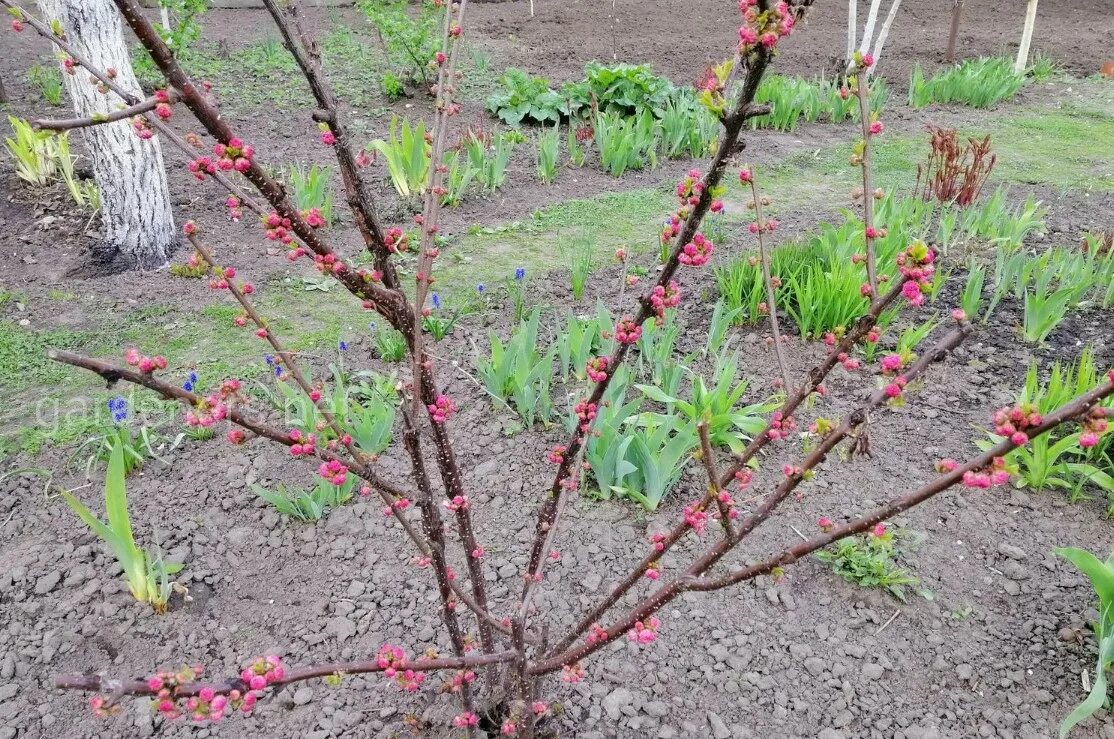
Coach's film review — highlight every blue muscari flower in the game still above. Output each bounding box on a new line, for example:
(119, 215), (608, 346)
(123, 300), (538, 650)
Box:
(264, 354), (274, 366)
(432, 293), (442, 310)
(183, 381), (194, 392)
(515, 267), (526, 281)
(339, 340), (348, 352)
(189, 371), (198, 384)
(274, 365), (283, 377)
(108, 396), (127, 424)
(477, 283), (485, 293)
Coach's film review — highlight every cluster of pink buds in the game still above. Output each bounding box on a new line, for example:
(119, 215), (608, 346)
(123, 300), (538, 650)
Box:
(318, 123), (337, 146)
(737, 0), (795, 53)
(808, 417), (836, 437)
(645, 564), (661, 580)
(452, 712), (479, 728)
(574, 400), (598, 431)
(385, 226), (412, 253)
(304, 207), (326, 228)
(131, 115), (155, 140)
(717, 491), (740, 520)
(376, 645), (425, 692)
(124, 348), (167, 374)
(209, 137), (254, 173)
(313, 252), (347, 276)
(628, 615), (662, 645)
(650, 281), (681, 320)
(62, 57), (76, 75)
(896, 241), (936, 306)
(318, 459), (348, 485)
(675, 169), (704, 206)
(883, 375), (908, 400)
(224, 195), (243, 222)
(153, 89), (174, 120)
(547, 444), (567, 464)
(240, 656), (284, 692)
(186, 154), (218, 180)
(288, 430), (317, 456)
(10, 17), (25, 32)
(734, 468), (753, 491)
(838, 352), (861, 371)
(880, 353), (904, 374)
(766, 411), (796, 440)
(649, 532), (667, 552)
(502, 720), (517, 736)
(1079, 407), (1109, 448)
(683, 500), (709, 534)
(960, 457), (1011, 489)
(185, 394), (229, 428)
(381, 497), (412, 517)
(586, 356), (609, 382)
(818, 516), (834, 532)
(444, 495), (469, 512)
(227, 429), (246, 445)
(679, 233), (714, 266)
(428, 394), (457, 423)
(853, 51), (875, 72)
(661, 214), (682, 244)
(748, 217), (779, 235)
(992, 402), (1043, 446)
(262, 211), (295, 245)
(586, 623), (609, 645)
(868, 118), (884, 136)
(444, 669), (476, 695)
(614, 317), (643, 344)
(561, 663), (586, 683)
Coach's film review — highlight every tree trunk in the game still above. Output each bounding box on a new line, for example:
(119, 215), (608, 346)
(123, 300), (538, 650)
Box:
(39, 0), (178, 273)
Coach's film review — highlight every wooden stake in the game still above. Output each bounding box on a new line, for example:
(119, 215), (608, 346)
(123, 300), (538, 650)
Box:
(1014, 0), (1038, 74)
(946, 0), (962, 63)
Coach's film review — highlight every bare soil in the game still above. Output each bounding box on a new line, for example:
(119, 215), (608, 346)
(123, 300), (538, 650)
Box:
(1, 2), (1114, 738)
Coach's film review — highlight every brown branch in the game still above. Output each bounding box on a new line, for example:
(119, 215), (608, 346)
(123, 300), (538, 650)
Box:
(856, 77), (878, 295)
(33, 91), (178, 131)
(745, 171), (793, 393)
(697, 422), (733, 538)
(55, 650), (515, 698)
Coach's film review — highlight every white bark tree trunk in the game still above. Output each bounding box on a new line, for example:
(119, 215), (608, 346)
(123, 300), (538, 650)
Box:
(39, 0), (178, 272)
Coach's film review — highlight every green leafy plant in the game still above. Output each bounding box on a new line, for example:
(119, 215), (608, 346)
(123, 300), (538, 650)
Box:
(909, 57), (1024, 109)
(359, 0), (441, 85)
(659, 94), (718, 158)
(749, 74), (885, 131)
(421, 294), (471, 341)
(567, 238), (593, 301)
(380, 70), (405, 101)
(1054, 547), (1113, 738)
(554, 308), (606, 383)
(441, 149), (478, 207)
(636, 352), (776, 455)
(464, 130), (516, 191)
(581, 61), (675, 118)
(816, 525), (918, 601)
(1022, 269), (1074, 343)
(253, 477), (359, 521)
(485, 68), (571, 126)
(475, 308), (556, 428)
(566, 124), (587, 167)
(154, 0), (209, 53)
(960, 265), (985, 321)
(369, 116), (430, 199)
(61, 444), (181, 613)
(27, 63), (63, 105)
(4, 116), (68, 187)
(288, 163), (334, 227)
(535, 123), (560, 184)
(594, 110), (658, 177)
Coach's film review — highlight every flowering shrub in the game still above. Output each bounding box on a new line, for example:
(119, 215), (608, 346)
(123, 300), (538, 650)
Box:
(11, 0), (1114, 736)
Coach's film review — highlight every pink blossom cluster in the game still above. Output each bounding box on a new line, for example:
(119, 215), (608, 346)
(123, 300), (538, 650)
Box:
(547, 444), (567, 464)
(313, 252), (347, 276)
(993, 402), (1042, 446)
(959, 456), (1011, 489)
(288, 429), (317, 456)
(444, 494), (469, 512)
(153, 89), (174, 121)
(661, 214), (682, 244)
(444, 669), (476, 694)
(318, 459), (348, 485)
(614, 317), (642, 344)
(766, 411), (796, 440)
(304, 207), (326, 229)
(883, 375), (907, 400)
(207, 137), (254, 173)
(574, 400), (598, 431)
(838, 352), (861, 371)
(561, 663), (587, 683)
(262, 211), (295, 246)
(381, 497), (412, 517)
(385, 227), (410, 253)
(124, 347), (167, 374)
(679, 233), (714, 266)
(1080, 407), (1109, 448)
(225, 195), (243, 222)
(428, 394), (457, 423)
(452, 712), (479, 728)
(650, 281), (681, 320)
(649, 532), (667, 552)
(587, 623), (609, 644)
(586, 356), (609, 383)
(717, 491), (740, 521)
(132, 115), (155, 140)
(896, 241), (936, 306)
(376, 645), (427, 692)
(737, 0), (795, 53)
(628, 615), (662, 645)
(683, 500), (710, 534)
(185, 378), (242, 428)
